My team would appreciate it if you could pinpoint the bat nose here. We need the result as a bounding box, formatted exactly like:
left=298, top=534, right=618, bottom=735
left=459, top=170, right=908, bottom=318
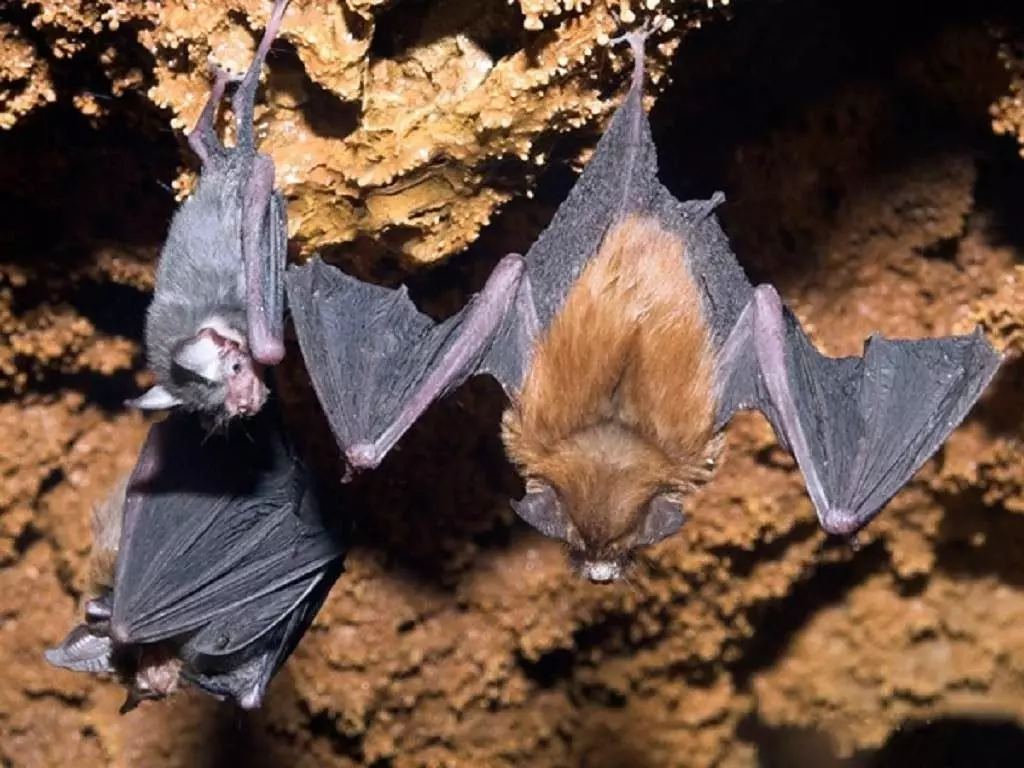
left=583, top=561, right=620, bottom=584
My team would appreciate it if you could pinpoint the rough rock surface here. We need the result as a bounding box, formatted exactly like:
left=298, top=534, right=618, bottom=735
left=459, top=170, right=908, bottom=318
left=3, top=0, right=1024, bottom=767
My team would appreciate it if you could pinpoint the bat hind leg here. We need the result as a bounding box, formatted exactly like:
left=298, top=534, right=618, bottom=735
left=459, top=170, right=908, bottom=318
left=231, top=0, right=291, bottom=152
left=609, top=14, right=665, bottom=88
left=187, top=62, right=234, bottom=167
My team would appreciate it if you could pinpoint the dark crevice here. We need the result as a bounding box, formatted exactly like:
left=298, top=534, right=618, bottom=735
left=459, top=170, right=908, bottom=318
left=65, top=278, right=150, bottom=342
left=370, top=0, right=526, bottom=63
left=652, top=0, right=1020, bottom=287
left=307, top=710, right=366, bottom=761
left=518, top=647, right=575, bottom=689
left=269, top=41, right=361, bottom=141
left=933, top=486, right=1024, bottom=587
left=707, top=520, right=821, bottom=581
left=917, top=234, right=961, bottom=261
left=727, top=538, right=889, bottom=689
left=13, top=523, right=44, bottom=556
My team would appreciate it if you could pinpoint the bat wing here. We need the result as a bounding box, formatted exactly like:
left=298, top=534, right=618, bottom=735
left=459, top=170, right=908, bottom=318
left=556, top=29, right=1002, bottom=536
left=110, top=406, right=346, bottom=648
left=285, top=253, right=535, bottom=473
left=179, top=559, right=341, bottom=708
left=715, top=285, right=1001, bottom=535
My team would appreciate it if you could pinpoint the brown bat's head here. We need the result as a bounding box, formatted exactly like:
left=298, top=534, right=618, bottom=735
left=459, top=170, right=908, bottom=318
left=132, top=317, right=268, bottom=420
left=506, top=423, right=709, bottom=585
left=511, top=477, right=686, bottom=585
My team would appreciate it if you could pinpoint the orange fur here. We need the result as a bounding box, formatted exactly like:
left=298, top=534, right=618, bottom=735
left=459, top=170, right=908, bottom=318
left=502, top=214, right=721, bottom=559
left=89, top=473, right=130, bottom=590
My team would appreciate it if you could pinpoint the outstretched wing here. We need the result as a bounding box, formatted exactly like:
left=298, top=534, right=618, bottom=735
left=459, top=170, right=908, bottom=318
left=715, top=284, right=1001, bottom=535
left=285, top=253, right=535, bottom=473
left=555, top=29, right=1002, bottom=536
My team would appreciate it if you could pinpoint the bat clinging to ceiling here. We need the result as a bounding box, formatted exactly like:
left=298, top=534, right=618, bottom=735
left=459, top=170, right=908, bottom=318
left=284, top=27, right=1001, bottom=582
left=130, top=0, right=291, bottom=422
left=45, top=402, right=347, bottom=711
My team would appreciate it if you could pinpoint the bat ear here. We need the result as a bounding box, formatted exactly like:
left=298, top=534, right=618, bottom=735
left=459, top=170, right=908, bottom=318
left=635, top=496, right=686, bottom=547
left=511, top=482, right=569, bottom=541
left=127, top=385, right=184, bottom=411
left=173, top=334, right=223, bottom=381
left=44, top=624, right=115, bottom=674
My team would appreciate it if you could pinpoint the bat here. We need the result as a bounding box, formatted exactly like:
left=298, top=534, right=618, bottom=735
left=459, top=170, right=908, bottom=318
left=44, top=401, right=347, bottom=711
left=284, top=25, right=1001, bottom=583
left=129, top=0, right=291, bottom=423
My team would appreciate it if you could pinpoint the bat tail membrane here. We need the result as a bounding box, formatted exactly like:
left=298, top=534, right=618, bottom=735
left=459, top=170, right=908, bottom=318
left=187, top=64, right=232, bottom=168
left=45, top=625, right=115, bottom=674
left=286, top=253, right=530, bottom=476
left=719, top=284, right=1001, bottom=537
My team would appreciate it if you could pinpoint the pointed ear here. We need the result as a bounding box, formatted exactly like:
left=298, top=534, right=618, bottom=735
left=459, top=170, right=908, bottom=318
left=635, top=496, right=686, bottom=547
left=173, top=334, right=222, bottom=381
left=511, top=483, right=569, bottom=541
left=126, top=385, right=184, bottom=411
left=44, top=624, right=114, bottom=674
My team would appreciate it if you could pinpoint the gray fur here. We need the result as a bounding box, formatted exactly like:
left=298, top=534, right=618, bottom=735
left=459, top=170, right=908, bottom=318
left=145, top=166, right=250, bottom=412
left=137, top=0, right=290, bottom=418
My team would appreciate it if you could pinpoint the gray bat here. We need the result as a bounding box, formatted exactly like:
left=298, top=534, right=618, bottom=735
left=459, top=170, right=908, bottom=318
left=130, top=0, right=290, bottom=422
left=44, top=401, right=346, bottom=711
left=284, top=26, right=1001, bottom=583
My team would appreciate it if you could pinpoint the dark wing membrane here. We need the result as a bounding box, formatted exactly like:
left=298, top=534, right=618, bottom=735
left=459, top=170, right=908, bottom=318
left=111, top=407, right=345, bottom=645
left=285, top=259, right=445, bottom=453
left=716, top=285, right=1001, bottom=535
left=184, top=565, right=330, bottom=656
left=521, top=32, right=755, bottom=351
left=285, top=254, right=532, bottom=470
left=581, top=33, right=1002, bottom=535
left=523, top=42, right=659, bottom=327
left=180, top=560, right=342, bottom=709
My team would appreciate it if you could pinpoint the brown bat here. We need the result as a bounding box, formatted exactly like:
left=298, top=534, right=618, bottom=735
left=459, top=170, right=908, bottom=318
left=501, top=213, right=724, bottom=581
left=284, top=26, right=1000, bottom=583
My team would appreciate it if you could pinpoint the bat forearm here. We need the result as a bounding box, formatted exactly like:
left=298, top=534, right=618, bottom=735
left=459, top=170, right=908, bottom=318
left=244, top=155, right=286, bottom=366
left=346, top=254, right=529, bottom=471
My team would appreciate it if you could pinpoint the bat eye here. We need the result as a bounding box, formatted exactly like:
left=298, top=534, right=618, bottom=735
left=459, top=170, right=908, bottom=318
left=231, top=362, right=242, bottom=374
left=634, top=495, right=686, bottom=547
left=511, top=481, right=569, bottom=542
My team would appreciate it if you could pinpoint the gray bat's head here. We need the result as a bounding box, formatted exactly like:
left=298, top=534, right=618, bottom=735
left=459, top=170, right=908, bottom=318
left=131, top=316, right=268, bottom=421
left=510, top=481, right=685, bottom=584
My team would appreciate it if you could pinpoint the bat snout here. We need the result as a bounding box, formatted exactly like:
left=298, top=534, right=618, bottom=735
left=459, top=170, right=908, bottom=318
left=581, top=560, right=623, bottom=584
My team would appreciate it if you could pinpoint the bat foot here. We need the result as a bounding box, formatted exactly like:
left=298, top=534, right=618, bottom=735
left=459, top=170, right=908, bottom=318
left=609, top=14, right=665, bottom=48
left=206, top=57, right=244, bottom=86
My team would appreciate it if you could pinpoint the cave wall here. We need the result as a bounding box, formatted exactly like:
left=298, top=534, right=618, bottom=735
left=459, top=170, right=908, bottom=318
left=2, top=0, right=1024, bottom=766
